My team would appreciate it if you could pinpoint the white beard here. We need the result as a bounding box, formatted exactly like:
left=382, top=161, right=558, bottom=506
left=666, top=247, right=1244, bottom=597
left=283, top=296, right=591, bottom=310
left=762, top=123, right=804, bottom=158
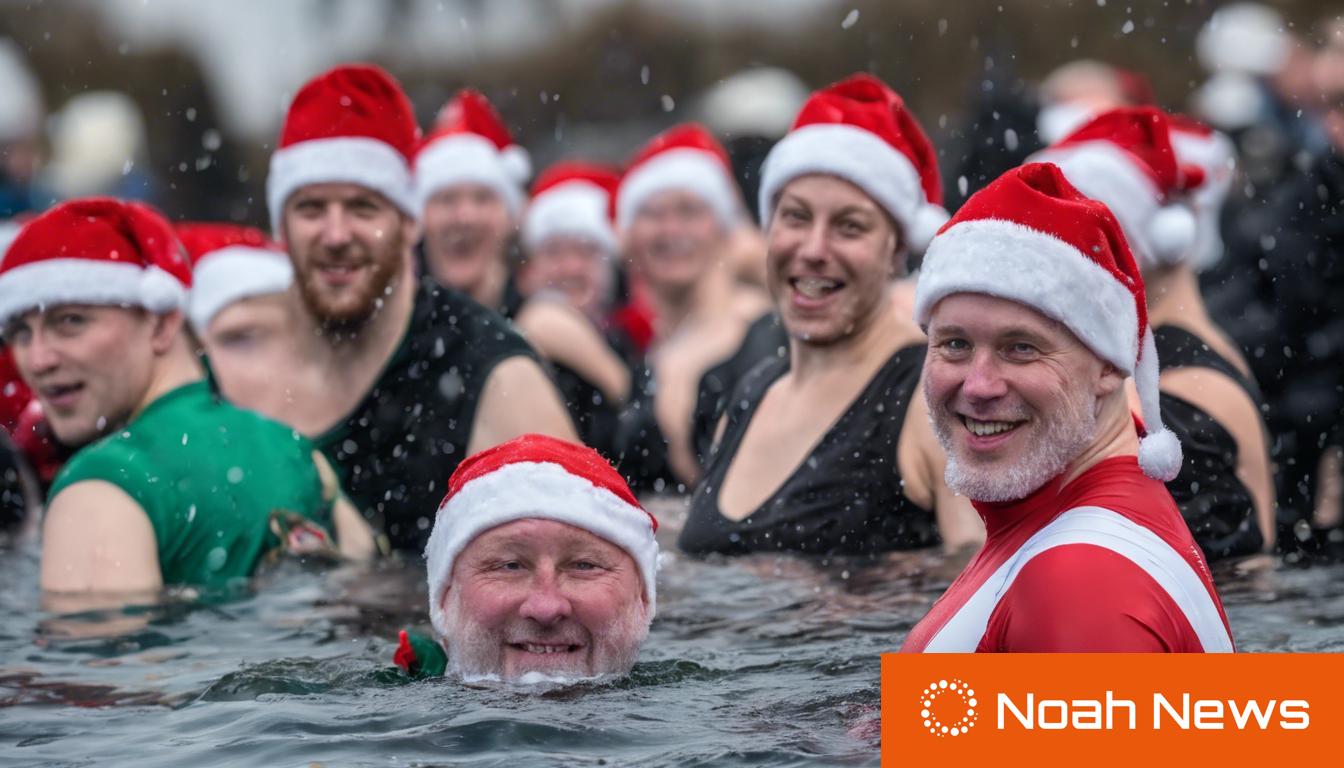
left=932, top=384, right=1100, bottom=503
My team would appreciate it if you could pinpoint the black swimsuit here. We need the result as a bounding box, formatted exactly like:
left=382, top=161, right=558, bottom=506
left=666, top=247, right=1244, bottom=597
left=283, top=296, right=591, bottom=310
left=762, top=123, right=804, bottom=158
left=1155, top=324, right=1266, bottom=560
left=316, top=279, right=537, bottom=553
left=679, top=345, right=939, bottom=556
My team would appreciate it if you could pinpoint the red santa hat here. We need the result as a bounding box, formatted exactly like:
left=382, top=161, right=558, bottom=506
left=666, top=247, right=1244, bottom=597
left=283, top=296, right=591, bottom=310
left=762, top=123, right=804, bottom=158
left=266, top=64, right=420, bottom=235
left=616, top=123, right=740, bottom=231
left=424, top=433, right=660, bottom=637
left=414, top=89, right=532, bottom=216
left=1029, top=107, right=1203, bottom=269
left=522, top=162, right=620, bottom=255
left=1167, top=114, right=1236, bottom=272
left=176, top=222, right=293, bottom=333
left=0, top=198, right=190, bottom=325
left=758, top=72, right=949, bottom=253
left=914, top=162, right=1182, bottom=482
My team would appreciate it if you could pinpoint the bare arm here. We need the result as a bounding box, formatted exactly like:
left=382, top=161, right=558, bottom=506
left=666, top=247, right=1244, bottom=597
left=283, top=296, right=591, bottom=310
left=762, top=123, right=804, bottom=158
left=40, top=480, right=163, bottom=594
left=898, top=383, right=985, bottom=553
left=514, top=300, right=631, bottom=405
left=311, top=450, right=377, bottom=561
left=468, top=356, right=579, bottom=455
left=1160, top=367, right=1277, bottom=550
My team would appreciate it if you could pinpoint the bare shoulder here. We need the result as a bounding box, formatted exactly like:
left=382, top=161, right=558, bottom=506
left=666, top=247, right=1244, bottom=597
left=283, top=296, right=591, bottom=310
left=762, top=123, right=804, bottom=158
left=41, top=480, right=162, bottom=593
left=729, top=284, right=771, bottom=322
left=470, top=355, right=578, bottom=453
left=1159, top=366, right=1265, bottom=443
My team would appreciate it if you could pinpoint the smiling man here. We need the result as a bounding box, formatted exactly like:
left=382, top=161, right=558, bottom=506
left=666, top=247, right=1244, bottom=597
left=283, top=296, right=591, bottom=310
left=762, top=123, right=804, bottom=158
left=395, top=433, right=658, bottom=683
left=236, top=64, right=575, bottom=553
left=901, top=163, right=1234, bottom=653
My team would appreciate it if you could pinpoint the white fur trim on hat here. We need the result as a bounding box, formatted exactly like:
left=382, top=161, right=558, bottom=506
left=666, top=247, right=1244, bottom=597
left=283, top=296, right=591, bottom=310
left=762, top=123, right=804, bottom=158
left=267, top=136, right=415, bottom=236
left=758, top=122, right=948, bottom=253
left=414, top=133, right=526, bottom=216
left=188, top=246, right=294, bottom=332
left=617, top=147, right=739, bottom=232
left=522, top=181, right=617, bottom=255
left=915, top=218, right=1140, bottom=374
left=0, top=258, right=187, bottom=324
left=1031, top=142, right=1195, bottom=269
left=424, top=460, right=659, bottom=639
left=1135, top=327, right=1183, bottom=480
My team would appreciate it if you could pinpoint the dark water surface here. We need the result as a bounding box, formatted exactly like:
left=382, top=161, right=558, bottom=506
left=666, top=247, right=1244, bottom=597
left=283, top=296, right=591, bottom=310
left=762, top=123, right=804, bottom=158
left=3, top=500, right=1342, bottom=767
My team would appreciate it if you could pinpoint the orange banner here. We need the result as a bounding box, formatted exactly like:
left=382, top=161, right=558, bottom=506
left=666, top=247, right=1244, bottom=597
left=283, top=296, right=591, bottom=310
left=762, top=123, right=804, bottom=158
left=881, top=653, right=1344, bottom=767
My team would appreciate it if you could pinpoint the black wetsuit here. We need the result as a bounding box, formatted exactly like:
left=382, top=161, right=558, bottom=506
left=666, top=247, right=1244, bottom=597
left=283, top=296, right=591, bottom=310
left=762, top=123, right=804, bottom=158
left=679, top=345, right=939, bottom=556
left=315, top=278, right=537, bottom=552
left=1155, top=324, right=1266, bottom=560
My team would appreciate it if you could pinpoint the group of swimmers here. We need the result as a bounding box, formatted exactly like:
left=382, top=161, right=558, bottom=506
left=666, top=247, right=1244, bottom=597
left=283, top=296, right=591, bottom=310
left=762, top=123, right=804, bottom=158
left=0, top=52, right=1328, bottom=677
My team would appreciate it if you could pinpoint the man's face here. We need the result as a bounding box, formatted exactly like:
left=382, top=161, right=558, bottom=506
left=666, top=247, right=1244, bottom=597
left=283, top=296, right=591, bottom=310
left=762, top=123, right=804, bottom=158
left=765, top=175, right=900, bottom=346
left=421, top=183, right=514, bottom=293
left=923, top=293, right=1119, bottom=502
left=518, top=236, right=611, bottom=317
left=625, top=189, right=724, bottom=295
left=4, top=305, right=159, bottom=447
left=201, top=293, right=293, bottom=397
left=282, top=183, right=412, bottom=330
left=441, top=518, right=649, bottom=683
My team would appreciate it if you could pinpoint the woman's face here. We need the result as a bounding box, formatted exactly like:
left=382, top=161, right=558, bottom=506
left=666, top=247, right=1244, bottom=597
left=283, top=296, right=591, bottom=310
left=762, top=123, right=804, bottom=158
left=765, top=174, right=901, bottom=345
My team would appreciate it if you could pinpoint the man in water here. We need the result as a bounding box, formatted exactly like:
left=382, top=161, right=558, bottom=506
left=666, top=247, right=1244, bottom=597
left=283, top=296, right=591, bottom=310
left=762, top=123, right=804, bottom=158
left=0, top=199, right=375, bottom=595
left=395, top=433, right=658, bottom=683
left=223, top=64, right=575, bottom=552
left=902, top=163, right=1233, bottom=652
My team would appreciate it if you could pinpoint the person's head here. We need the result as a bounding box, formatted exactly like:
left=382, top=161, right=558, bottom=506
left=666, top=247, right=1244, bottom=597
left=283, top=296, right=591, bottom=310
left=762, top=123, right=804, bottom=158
left=914, top=163, right=1182, bottom=502
left=267, top=64, right=420, bottom=331
left=425, top=434, right=658, bottom=684
left=618, top=124, right=740, bottom=297
left=519, top=162, right=621, bottom=317
left=414, top=90, right=530, bottom=295
left=0, top=198, right=193, bottom=447
left=758, top=73, right=948, bottom=345
left=1036, top=60, right=1131, bottom=144
left=0, top=38, right=44, bottom=187
left=1030, top=107, right=1202, bottom=276
left=1167, top=116, right=1237, bottom=272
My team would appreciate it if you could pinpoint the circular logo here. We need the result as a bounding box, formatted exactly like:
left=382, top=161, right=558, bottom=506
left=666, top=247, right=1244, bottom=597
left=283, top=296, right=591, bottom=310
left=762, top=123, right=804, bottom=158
left=919, top=678, right=979, bottom=737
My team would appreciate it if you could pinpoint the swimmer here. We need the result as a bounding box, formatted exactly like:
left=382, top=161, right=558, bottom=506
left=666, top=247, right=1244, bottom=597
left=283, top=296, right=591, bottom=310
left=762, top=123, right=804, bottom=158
left=679, top=73, right=984, bottom=556
left=0, top=199, right=375, bottom=596
left=395, top=434, right=657, bottom=685
left=1031, top=107, right=1275, bottom=558
left=614, top=123, right=770, bottom=490
left=175, top=222, right=297, bottom=410
left=902, top=163, right=1234, bottom=652
left=241, top=65, right=576, bottom=552
left=414, top=89, right=529, bottom=313
left=513, top=162, right=634, bottom=457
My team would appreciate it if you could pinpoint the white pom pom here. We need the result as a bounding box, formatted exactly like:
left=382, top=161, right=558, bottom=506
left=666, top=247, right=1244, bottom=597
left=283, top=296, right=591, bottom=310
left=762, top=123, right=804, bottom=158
left=1148, top=204, right=1196, bottom=265
left=500, top=144, right=532, bottom=185
left=1138, top=428, right=1183, bottom=482
left=907, top=204, right=950, bottom=255
left=139, top=266, right=187, bottom=313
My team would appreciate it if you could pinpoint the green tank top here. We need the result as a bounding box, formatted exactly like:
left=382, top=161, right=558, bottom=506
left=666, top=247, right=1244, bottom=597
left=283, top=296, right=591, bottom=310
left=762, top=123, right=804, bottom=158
left=47, top=380, right=334, bottom=588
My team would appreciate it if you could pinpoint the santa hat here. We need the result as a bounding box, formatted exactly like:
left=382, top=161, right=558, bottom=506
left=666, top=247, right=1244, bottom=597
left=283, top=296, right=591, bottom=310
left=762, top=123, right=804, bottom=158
left=758, top=72, right=948, bottom=253
left=414, top=89, right=532, bottom=216
left=424, top=433, right=660, bottom=638
left=616, top=123, right=740, bottom=231
left=522, top=162, right=620, bottom=255
left=267, top=64, right=420, bottom=235
left=176, top=222, right=294, bottom=332
left=0, top=198, right=190, bottom=325
left=1167, top=115, right=1237, bottom=272
left=1030, top=107, right=1203, bottom=269
left=914, top=162, right=1182, bottom=482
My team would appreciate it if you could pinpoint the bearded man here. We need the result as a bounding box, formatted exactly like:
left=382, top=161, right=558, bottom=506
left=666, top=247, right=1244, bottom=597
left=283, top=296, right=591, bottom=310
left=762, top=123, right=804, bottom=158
left=901, top=163, right=1234, bottom=653
left=217, top=64, right=576, bottom=553
left=393, top=434, right=657, bottom=684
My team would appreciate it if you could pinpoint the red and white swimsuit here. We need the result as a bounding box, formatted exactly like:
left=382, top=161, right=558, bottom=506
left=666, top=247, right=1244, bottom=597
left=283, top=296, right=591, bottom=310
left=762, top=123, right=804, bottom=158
left=902, top=456, right=1234, bottom=653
